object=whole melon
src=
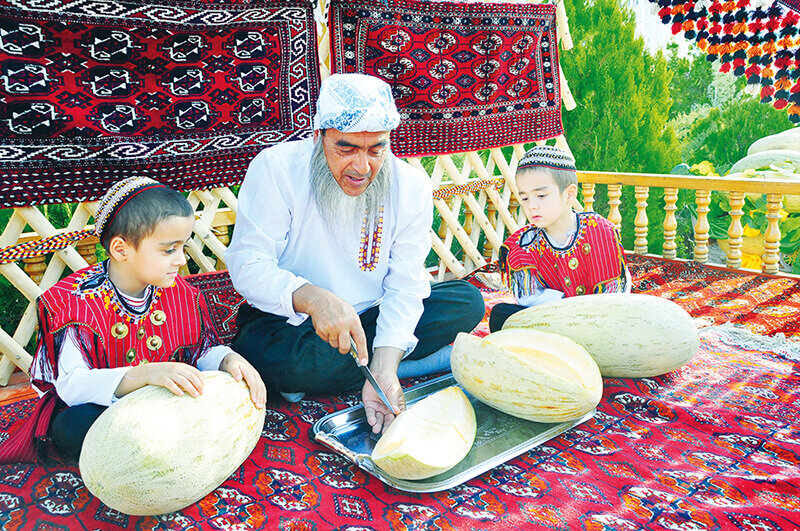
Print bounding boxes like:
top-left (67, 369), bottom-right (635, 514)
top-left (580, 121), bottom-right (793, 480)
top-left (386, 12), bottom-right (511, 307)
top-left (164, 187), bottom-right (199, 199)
top-left (450, 330), bottom-right (602, 423)
top-left (79, 371), bottom-right (265, 515)
top-left (371, 386), bottom-right (476, 480)
top-left (502, 293), bottom-right (699, 378)
top-left (746, 128), bottom-right (800, 156)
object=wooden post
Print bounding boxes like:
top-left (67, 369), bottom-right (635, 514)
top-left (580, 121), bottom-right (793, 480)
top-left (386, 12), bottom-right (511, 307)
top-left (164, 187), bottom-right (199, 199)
top-left (581, 183), bottom-right (595, 212)
top-left (662, 187), bottom-right (678, 259)
top-left (22, 255), bottom-right (46, 284)
top-left (634, 186), bottom-right (649, 254)
top-left (693, 190), bottom-right (711, 263)
top-left (76, 235), bottom-right (99, 266)
top-left (763, 193), bottom-right (783, 274)
top-left (607, 184), bottom-right (622, 230)
top-left (726, 192), bottom-right (745, 269)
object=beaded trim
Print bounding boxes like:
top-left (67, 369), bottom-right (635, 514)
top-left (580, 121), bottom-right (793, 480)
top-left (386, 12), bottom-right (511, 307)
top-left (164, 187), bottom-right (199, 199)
top-left (0, 229), bottom-right (92, 264)
top-left (73, 262), bottom-right (163, 324)
top-left (94, 177), bottom-right (163, 240)
top-left (432, 178), bottom-right (504, 200)
top-left (358, 206), bottom-right (384, 272)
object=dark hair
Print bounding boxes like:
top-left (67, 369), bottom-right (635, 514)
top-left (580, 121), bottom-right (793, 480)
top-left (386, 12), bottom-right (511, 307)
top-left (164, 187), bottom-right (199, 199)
top-left (101, 186), bottom-right (193, 249)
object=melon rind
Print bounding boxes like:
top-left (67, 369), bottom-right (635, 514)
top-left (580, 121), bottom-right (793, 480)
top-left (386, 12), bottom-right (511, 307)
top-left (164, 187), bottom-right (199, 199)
top-left (502, 293), bottom-right (699, 378)
top-left (451, 330), bottom-right (602, 423)
top-left (371, 386), bottom-right (476, 480)
top-left (79, 371), bottom-right (265, 516)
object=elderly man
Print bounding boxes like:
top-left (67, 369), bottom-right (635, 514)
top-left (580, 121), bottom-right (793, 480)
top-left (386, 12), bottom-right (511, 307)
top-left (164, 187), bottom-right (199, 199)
top-left (226, 73), bottom-right (484, 432)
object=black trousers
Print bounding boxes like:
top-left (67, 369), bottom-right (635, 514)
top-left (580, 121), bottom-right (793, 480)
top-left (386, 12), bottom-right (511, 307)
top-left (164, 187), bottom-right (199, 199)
top-left (489, 302), bottom-right (527, 333)
top-left (232, 279), bottom-right (485, 399)
top-left (49, 402), bottom-right (106, 463)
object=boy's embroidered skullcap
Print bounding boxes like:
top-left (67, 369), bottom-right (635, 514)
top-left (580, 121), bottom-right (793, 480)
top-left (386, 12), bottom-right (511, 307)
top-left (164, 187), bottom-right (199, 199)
top-left (518, 145), bottom-right (576, 172)
top-left (313, 73), bottom-right (400, 132)
top-left (94, 177), bottom-right (166, 241)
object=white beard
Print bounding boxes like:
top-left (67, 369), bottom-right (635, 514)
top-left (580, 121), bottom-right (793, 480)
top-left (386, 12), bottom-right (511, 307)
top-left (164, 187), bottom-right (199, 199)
top-left (309, 137), bottom-right (391, 240)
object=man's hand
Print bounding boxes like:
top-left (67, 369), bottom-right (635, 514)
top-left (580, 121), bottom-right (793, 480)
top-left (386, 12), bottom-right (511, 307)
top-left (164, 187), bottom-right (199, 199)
top-left (115, 361), bottom-right (204, 399)
top-left (292, 283), bottom-right (369, 365)
top-left (363, 346), bottom-right (405, 433)
top-left (220, 351), bottom-right (267, 408)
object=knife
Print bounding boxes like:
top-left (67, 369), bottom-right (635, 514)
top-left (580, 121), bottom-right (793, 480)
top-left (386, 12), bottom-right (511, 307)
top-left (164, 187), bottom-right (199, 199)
top-left (349, 337), bottom-right (398, 414)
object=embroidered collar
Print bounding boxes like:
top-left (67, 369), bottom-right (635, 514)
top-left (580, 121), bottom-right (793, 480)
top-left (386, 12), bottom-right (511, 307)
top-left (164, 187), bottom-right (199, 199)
top-left (72, 260), bottom-right (162, 323)
top-left (520, 212), bottom-right (581, 252)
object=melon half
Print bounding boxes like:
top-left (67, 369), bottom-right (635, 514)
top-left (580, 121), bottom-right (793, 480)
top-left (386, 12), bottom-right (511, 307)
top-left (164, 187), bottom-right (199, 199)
top-left (451, 330), bottom-right (603, 423)
top-left (371, 386), bottom-right (476, 480)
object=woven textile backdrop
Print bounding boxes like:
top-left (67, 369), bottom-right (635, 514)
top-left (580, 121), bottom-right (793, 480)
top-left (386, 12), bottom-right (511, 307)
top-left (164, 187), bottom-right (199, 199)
top-left (329, 0), bottom-right (564, 157)
top-left (0, 0), bottom-right (319, 208)
top-left (649, 0), bottom-right (800, 122)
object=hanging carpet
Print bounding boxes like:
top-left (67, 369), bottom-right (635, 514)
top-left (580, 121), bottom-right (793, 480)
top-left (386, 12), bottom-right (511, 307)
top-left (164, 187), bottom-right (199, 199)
top-left (0, 0), bottom-right (320, 208)
top-left (649, 0), bottom-right (800, 123)
top-left (328, 0), bottom-right (564, 157)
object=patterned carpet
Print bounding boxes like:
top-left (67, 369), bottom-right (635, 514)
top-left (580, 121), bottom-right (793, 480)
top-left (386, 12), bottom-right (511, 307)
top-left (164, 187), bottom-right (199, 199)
top-left (0, 256), bottom-right (799, 530)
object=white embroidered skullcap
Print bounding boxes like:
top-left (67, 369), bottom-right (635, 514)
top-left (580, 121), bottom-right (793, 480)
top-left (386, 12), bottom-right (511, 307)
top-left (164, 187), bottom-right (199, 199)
top-left (313, 73), bottom-right (400, 132)
top-left (94, 177), bottom-right (165, 240)
top-left (518, 145), bottom-right (577, 172)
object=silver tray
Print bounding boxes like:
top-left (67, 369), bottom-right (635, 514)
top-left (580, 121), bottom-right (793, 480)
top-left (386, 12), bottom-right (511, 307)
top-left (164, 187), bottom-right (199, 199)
top-left (312, 373), bottom-right (594, 492)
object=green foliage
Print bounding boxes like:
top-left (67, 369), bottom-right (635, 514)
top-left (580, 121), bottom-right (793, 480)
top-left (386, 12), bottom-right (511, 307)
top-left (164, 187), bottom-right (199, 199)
top-left (681, 100), bottom-right (795, 174)
top-left (666, 43), bottom-right (795, 173)
top-left (562, 0), bottom-right (681, 174)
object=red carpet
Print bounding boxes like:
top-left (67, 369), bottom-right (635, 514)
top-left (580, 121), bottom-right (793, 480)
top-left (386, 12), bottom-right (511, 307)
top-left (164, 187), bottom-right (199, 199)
top-left (0, 256), bottom-right (799, 530)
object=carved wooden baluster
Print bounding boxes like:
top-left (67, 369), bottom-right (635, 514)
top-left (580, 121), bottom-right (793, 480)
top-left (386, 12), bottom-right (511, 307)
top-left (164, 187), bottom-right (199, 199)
top-left (607, 184), bottom-right (622, 230)
top-left (483, 201), bottom-right (497, 260)
top-left (662, 187), bottom-right (678, 259)
top-left (23, 255), bottom-right (47, 284)
top-left (76, 235), bottom-right (99, 266)
top-left (763, 193), bottom-right (783, 274)
top-left (634, 186), bottom-right (649, 254)
top-left (693, 190), bottom-right (711, 263)
top-left (214, 226), bottom-right (230, 271)
top-left (437, 197), bottom-right (453, 241)
top-left (508, 194), bottom-right (521, 222)
top-left (726, 192), bottom-right (745, 269)
top-left (463, 209), bottom-right (474, 236)
top-left (581, 183), bottom-right (595, 212)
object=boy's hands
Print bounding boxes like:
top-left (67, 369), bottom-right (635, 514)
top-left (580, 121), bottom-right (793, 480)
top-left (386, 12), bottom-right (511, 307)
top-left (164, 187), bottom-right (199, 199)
top-left (220, 351), bottom-right (267, 409)
top-left (116, 362), bottom-right (205, 398)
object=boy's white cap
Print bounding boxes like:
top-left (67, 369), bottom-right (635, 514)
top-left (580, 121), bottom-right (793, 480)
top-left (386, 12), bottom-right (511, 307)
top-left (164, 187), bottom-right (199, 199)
top-left (94, 177), bottom-right (164, 240)
top-left (518, 145), bottom-right (576, 172)
top-left (313, 73), bottom-right (400, 133)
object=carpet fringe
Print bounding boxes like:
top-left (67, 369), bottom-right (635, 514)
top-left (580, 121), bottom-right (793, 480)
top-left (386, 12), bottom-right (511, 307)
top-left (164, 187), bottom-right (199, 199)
top-left (700, 323), bottom-right (800, 362)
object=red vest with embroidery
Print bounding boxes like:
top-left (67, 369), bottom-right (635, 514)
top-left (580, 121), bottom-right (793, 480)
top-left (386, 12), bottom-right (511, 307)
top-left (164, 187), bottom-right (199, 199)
top-left (33, 263), bottom-right (204, 384)
top-left (499, 212), bottom-right (626, 298)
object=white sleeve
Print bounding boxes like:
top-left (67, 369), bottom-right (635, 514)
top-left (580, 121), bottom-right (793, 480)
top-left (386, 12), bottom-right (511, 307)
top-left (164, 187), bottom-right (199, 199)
top-left (55, 328), bottom-right (131, 407)
top-left (374, 173), bottom-right (433, 354)
top-left (225, 149), bottom-right (310, 324)
top-left (197, 345), bottom-right (233, 371)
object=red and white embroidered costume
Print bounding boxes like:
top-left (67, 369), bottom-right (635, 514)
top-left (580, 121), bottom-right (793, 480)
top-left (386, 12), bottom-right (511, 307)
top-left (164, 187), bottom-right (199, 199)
top-left (499, 211), bottom-right (629, 304)
top-left (0, 262), bottom-right (229, 463)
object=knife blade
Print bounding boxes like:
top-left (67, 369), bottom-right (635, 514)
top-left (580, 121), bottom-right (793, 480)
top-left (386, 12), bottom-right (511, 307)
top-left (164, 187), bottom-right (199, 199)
top-left (349, 337), bottom-right (397, 414)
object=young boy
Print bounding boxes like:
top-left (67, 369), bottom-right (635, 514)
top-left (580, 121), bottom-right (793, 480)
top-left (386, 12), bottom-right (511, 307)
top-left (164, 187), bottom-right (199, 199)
top-left (489, 145), bottom-right (630, 331)
top-left (1, 177), bottom-right (266, 464)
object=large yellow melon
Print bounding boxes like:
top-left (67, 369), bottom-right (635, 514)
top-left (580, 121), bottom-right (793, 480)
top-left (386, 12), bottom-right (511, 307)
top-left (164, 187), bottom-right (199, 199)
top-left (79, 371), bottom-right (265, 515)
top-left (371, 386), bottom-right (476, 480)
top-left (450, 330), bottom-right (602, 423)
top-left (502, 293), bottom-right (699, 378)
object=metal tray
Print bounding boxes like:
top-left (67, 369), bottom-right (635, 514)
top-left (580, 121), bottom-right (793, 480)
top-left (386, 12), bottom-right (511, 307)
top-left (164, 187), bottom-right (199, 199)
top-left (312, 373), bottom-right (594, 492)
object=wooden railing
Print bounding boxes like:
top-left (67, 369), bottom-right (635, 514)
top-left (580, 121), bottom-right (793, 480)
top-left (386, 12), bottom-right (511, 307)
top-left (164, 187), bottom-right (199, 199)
top-left (577, 172), bottom-right (800, 274)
